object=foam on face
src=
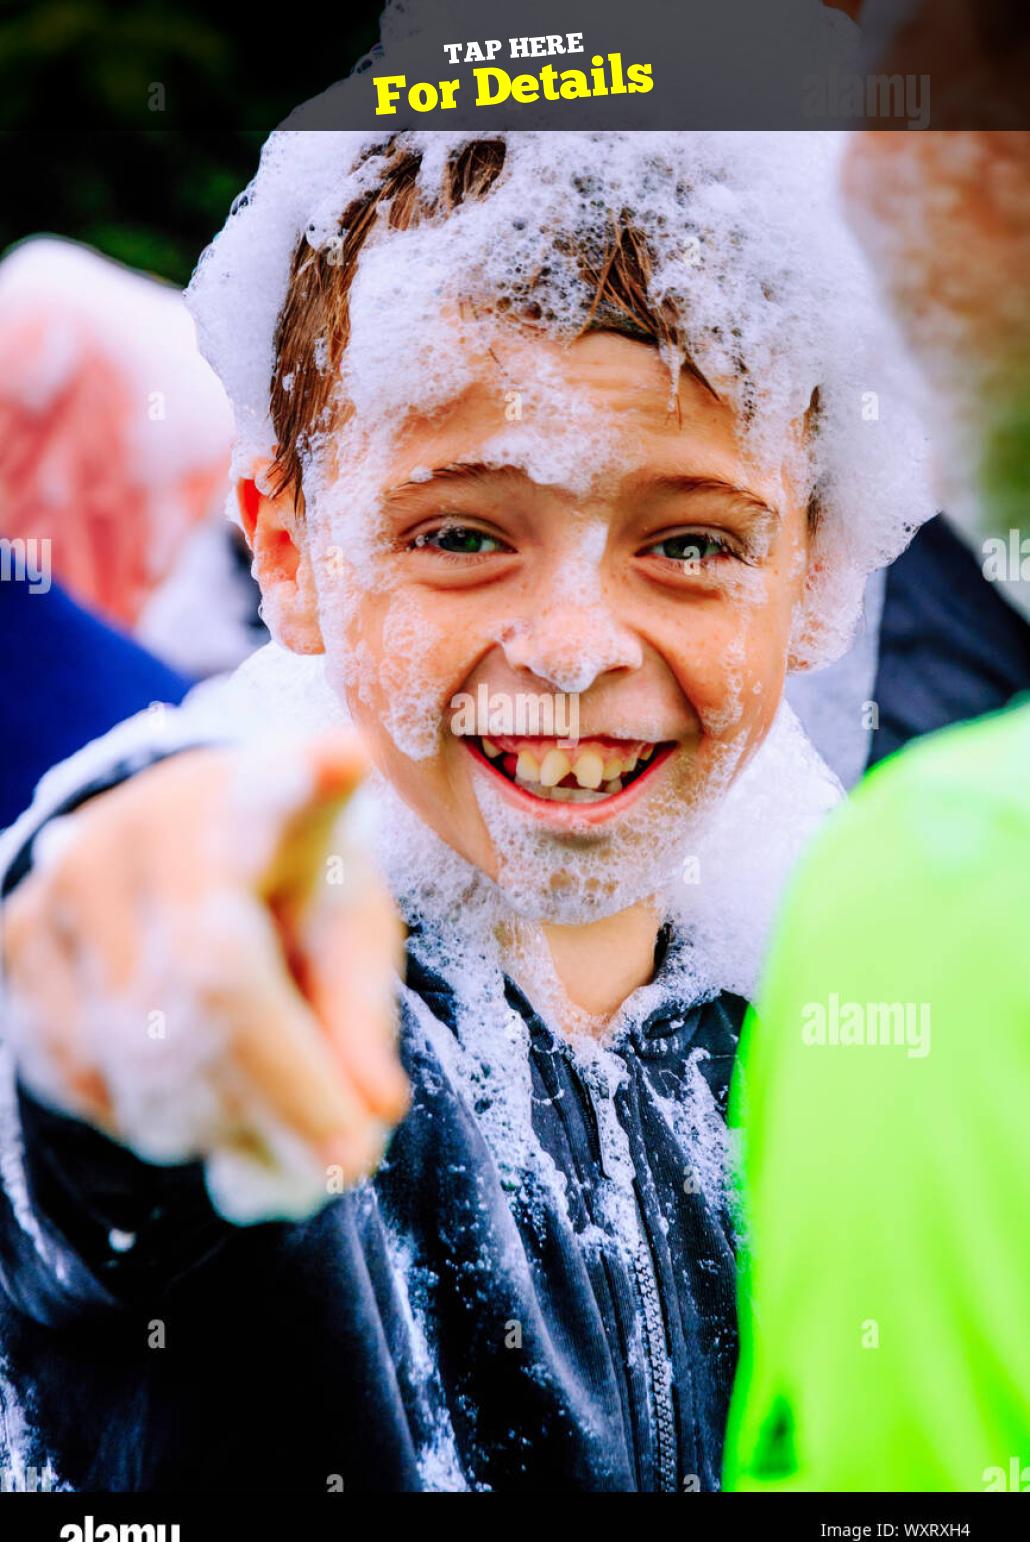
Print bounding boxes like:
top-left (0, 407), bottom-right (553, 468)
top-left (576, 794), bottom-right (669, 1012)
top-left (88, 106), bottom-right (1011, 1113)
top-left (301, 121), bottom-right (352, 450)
top-left (375, 590), bottom-right (452, 760)
top-left (362, 676), bottom-right (838, 1005)
top-left (186, 126), bottom-right (935, 670)
top-left (488, 515), bottom-right (643, 699)
top-left (466, 347), bottom-right (623, 500)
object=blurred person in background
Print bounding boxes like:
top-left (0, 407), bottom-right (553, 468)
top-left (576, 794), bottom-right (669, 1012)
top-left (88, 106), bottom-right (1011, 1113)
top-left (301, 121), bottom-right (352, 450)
top-left (0, 237), bottom-right (265, 827)
top-left (723, 13), bottom-right (1030, 1490)
top-left (786, 0), bottom-right (1030, 790)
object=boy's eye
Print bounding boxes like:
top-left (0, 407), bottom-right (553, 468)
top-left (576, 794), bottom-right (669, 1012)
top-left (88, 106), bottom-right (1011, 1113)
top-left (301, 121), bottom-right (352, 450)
top-left (412, 525), bottom-right (510, 555)
top-left (642, 532), bottom-right (733, 564)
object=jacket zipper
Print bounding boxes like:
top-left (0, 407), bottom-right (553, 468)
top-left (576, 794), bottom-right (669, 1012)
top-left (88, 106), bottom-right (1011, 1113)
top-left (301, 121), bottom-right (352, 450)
top-left (575, 1066), bottom-right (679, 1492)
top-left (633, 1226), bottom-right (678, 1492)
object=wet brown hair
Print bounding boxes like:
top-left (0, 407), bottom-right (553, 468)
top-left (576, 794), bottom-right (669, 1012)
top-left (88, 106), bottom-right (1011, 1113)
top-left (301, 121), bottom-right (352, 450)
top-left (267, 135), bottom-right (721, 512)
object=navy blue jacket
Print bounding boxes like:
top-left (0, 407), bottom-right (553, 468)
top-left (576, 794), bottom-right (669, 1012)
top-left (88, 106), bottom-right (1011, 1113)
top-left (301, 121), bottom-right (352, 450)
top-left (0, 924), bottom-right (743, 1493)
top-left (870, 514), bottom-right (1030, 766)
top-left (0, 579), bottom-right (190, 830)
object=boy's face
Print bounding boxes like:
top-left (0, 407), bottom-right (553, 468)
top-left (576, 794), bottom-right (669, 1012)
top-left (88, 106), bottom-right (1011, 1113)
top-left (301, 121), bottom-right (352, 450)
top-left (248, 327), bottom-right (813, 921)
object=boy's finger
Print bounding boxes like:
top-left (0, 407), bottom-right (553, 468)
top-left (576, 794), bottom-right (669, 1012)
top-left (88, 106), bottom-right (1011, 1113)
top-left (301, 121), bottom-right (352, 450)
top-left (304, 730), bottom-right (373, 801)
top-left (240, 733), bottom-right (410, 1124)
top-left (319, 989), bottom-right (408, 1127)
top-left (236, 730), bottom-right (371, 906)
top-left (57, 826), bottom-right (143, 992)
top-left (301, 878), bottom-right (409, 1124)
top-left (218, 901), bottom-right (378, 1149)
top-left (2, 899), bottom-right (110, 1125)
top-left (1, 867), bottom-right (49, 974)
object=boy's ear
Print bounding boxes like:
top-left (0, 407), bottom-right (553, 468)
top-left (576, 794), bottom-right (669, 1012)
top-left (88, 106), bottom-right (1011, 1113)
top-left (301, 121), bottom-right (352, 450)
top-left (236, 463), bottom-right (324, 655)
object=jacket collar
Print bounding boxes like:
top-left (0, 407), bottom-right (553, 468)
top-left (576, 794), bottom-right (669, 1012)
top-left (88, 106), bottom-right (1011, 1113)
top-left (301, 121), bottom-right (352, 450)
top-left (403, 921), bottom-right (728, 1058)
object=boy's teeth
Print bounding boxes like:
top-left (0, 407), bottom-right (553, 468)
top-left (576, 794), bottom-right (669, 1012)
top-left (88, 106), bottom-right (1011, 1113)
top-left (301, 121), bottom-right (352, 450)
top-left (571, 750), bottom-right (604, 790)
top-left (539, 749), bottom-right (571, 787)
top-left (518, 782), bottom-right (610, 804)
top-left (516, 749), bottom-right (541, 782)
top-left (476, 736), bottom-right (660, 798)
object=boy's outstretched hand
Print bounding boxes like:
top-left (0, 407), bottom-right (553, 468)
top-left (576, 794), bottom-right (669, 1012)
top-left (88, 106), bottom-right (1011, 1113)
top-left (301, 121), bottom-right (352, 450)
top-left (1, 733), bottom-right (409, 1220)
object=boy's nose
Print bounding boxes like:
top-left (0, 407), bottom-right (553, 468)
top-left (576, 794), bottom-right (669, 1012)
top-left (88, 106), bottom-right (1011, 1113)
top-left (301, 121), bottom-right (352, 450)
top-left (497, 608), bottom-right (644, 696)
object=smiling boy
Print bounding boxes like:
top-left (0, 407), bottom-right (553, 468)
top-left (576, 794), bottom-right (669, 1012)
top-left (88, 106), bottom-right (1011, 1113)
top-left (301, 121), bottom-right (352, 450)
top-left (257, 311), bottom-right (811, 1010)
top-left (0, 131), bottom-right (929, 1492)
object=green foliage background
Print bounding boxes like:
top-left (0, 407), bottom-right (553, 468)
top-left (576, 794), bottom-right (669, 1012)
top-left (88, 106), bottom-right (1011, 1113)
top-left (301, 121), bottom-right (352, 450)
top-left (0, 0), bottom-right (382, 285)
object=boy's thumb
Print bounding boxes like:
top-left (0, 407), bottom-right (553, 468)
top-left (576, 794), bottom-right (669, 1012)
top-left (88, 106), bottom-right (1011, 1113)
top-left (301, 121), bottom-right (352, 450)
top-left (227, 731), bottom-right (372, 911)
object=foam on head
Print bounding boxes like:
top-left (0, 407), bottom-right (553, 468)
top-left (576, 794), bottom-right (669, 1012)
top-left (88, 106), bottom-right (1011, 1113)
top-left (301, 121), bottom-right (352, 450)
top-left (186, 127), bottom-right (934, 669)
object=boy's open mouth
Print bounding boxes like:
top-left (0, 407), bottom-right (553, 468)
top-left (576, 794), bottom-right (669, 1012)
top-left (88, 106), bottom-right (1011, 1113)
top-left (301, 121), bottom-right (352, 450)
top-left (463, 734), bottom-right (674, 804)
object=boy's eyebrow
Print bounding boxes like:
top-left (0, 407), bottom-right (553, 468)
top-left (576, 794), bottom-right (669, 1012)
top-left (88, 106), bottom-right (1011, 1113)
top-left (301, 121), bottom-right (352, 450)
top-left (383, 464), bottom-right (780, 525)
top-left (630, 472), bottom-right (779, 521)
top-left (383, 461), bottom-right (525, 503)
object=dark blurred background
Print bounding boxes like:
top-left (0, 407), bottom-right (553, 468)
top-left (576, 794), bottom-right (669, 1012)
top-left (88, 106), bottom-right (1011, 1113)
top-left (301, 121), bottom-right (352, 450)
top-left (0, 0), bottom-right (383, 282)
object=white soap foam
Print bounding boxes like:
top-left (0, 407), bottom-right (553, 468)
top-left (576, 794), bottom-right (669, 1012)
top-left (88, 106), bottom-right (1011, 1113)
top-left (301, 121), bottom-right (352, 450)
top-left (186, 123), bottom-right (935, 672)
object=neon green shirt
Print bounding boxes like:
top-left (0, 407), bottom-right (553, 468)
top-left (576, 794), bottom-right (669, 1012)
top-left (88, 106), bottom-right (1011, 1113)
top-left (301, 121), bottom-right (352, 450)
top-left (723, 702), bottom-right (1030, 1492)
